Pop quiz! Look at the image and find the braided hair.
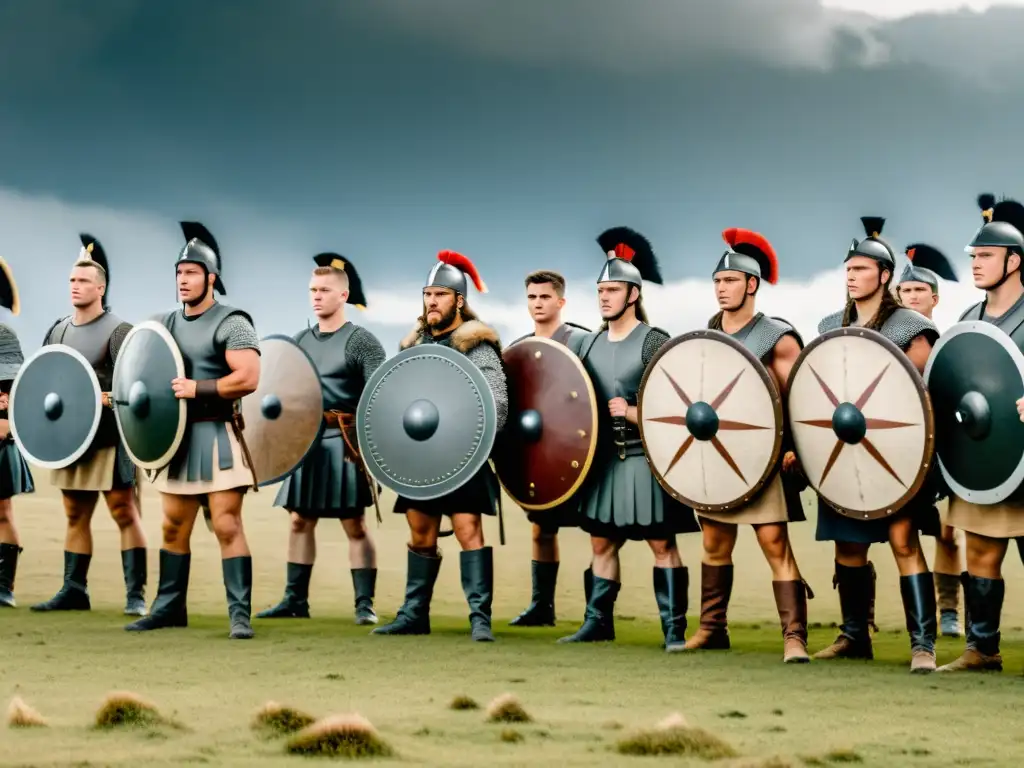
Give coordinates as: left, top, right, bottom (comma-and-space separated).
840, 264, 900, 331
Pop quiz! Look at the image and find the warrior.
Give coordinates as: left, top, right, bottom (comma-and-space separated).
938, 194, 1024, 672
507, 269, 593, 628
0, 259, 33, 608
258, 253, 385, 624
32, 236, 147, 616
372, 250, 507, 642
812, 217, 941, 673
682, 228, 811, 663
558, 227, 699, 651
125, 222, 261, 639
894, 244, 964, 639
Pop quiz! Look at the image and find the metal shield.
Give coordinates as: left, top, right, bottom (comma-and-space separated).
111, 321, 187, 470
357, 343, 497, 501
638, 330, 783, 512
493, 336, 598, 510
239, 334, 324, 486
787, 327, 934, 519
924, 320, 1024, 505
9, 345, 102, 468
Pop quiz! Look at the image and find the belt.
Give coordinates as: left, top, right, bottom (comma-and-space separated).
325, 409, 381, 523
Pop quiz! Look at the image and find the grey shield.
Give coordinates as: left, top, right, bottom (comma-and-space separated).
111, 321, 187, 471
10, 345, 102, 468
357, 344, 497, 501
924, 320, 1024, 505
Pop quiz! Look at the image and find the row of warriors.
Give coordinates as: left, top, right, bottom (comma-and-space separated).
0, 194, 1018, 676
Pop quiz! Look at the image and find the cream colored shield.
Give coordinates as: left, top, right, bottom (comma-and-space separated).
787, 327, 934, 520
638, 330, 783, 513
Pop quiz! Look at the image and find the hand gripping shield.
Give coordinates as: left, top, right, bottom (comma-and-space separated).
10, 345, 102, 468
493, 336, 598, 510
110, 321, 187, 470
787, 327, 934, 519
638, 330, 783, 513
239, 334, 324, 486
924, 320, 1024, 505
356, 344, 497, 501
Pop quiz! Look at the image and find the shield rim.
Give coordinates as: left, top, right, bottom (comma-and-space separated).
10, 344, 103, 468
111, 320, 188, 471
638, 329, 784, 513
356, 343, 498, 501
246, 333, 326, 487
787, 326, 935, 520
494, 335, 599, 511
923, 319, 1024, 505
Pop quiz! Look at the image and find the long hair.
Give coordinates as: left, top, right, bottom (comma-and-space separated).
599, 292, 647, 331
841, 264, 899, 331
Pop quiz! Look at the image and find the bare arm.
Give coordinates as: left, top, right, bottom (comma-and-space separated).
905, 334, 932, 375
769, 334, 802, 395
173, 314, 261, 400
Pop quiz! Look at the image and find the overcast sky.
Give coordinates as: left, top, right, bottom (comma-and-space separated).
1, 0, 1023, 353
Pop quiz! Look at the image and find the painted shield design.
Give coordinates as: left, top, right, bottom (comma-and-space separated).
357, 344, 497, 501
493, 336, 598, 510
638, 330, 783, 512
239, 335, 325, 486
787, 327, 934, 519
924, 320, 1024, 505
9, 345, 102, 469
111, 321, 187, 470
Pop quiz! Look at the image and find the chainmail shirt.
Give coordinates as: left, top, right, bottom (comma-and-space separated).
108, 321, 132, 361
214, 313, 261, 352
465, 343, 508, 432
311, 324, 386, 382
641, 327, 670, 366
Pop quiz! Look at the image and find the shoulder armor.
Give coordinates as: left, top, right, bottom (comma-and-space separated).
507, 331, 534, 347
767, 315, 804, 348
564, 321, 591, 332
817, 310, 844, 335
959, 302, 984, 322
882, 307, 939, 350
43, 316, 70, 346
647, 325, 671, 339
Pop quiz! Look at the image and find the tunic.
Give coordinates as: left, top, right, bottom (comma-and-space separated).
393, 319, 508, 518
575, 322, 700, 541
946, 293, 1024, 538
0, 325, 32, 500
698, 313, 806, 526
274, 322, 386, 518
814, 306, 942, 544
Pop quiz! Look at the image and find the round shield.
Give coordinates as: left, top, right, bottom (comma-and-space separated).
493, 336, 598, 510
9, 345, 102, 468
111, 321, 187, 470
924, 320, 1024, 505
357, 344, 497, 501
787, 327, 934, 519
240, 334, 324, 486
638, 330, 783, 512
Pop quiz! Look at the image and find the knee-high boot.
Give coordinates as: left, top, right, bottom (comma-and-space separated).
813, 562, 873, 660
461, 547, 495, 642
372, 547, 442, 636
557, 575, 619, 643
900, 572, 937, 673
0, 543, 21, 607
125, 550, 190, 631
257, 562, 313, 618
509, 561, 558, 627
653, 566, 688, 652
937, 574, 1004, 672
683, 563, 732, 650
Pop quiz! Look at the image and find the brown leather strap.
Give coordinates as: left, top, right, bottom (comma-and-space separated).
329, 410, 382, 524
231, 405, 259, 492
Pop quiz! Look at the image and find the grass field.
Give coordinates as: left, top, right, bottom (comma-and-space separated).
3, 481, 1024, 767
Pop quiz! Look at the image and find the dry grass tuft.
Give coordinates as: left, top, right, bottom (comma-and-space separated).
485, 693, 531, 724
285, 713, 393, 758
449, 695, 479, 711
7, 697, 47, 728
499, 728, 523, 743
94, 691, 167, 730
616, 721, 737, 759
251, 701, 316, 736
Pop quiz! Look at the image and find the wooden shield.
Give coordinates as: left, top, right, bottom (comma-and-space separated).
494, 336, 598, 510
638, 330, 783, 513
239, 335, 325, 486
787, 327, 934, 520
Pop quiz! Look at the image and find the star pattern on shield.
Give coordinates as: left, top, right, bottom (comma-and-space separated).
796, 363, 917, 487
645, 368, 769, 482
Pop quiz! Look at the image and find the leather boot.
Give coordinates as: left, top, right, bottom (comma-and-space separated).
0, 543, 20, 607
372, 547, 442, 635
935, 572, 962, 638
773, 580, 810, 663
583, 566, 593, 620
125, 550, 190, 631
653, 566, 688, 652
222, 556, 254, 639
867, 560, 878, 632
509, 560, 558, 627
558, 575, 619, 643
813, 562, 873, 660
31, 551, 91, 611
122, 548, 148, 617
683, 563, 732, 650
900, 572, 937, 673
352, 567, 378, 625
937, 574, 1004, 672
461, 547, 495, 641
256, 562, 312, 618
